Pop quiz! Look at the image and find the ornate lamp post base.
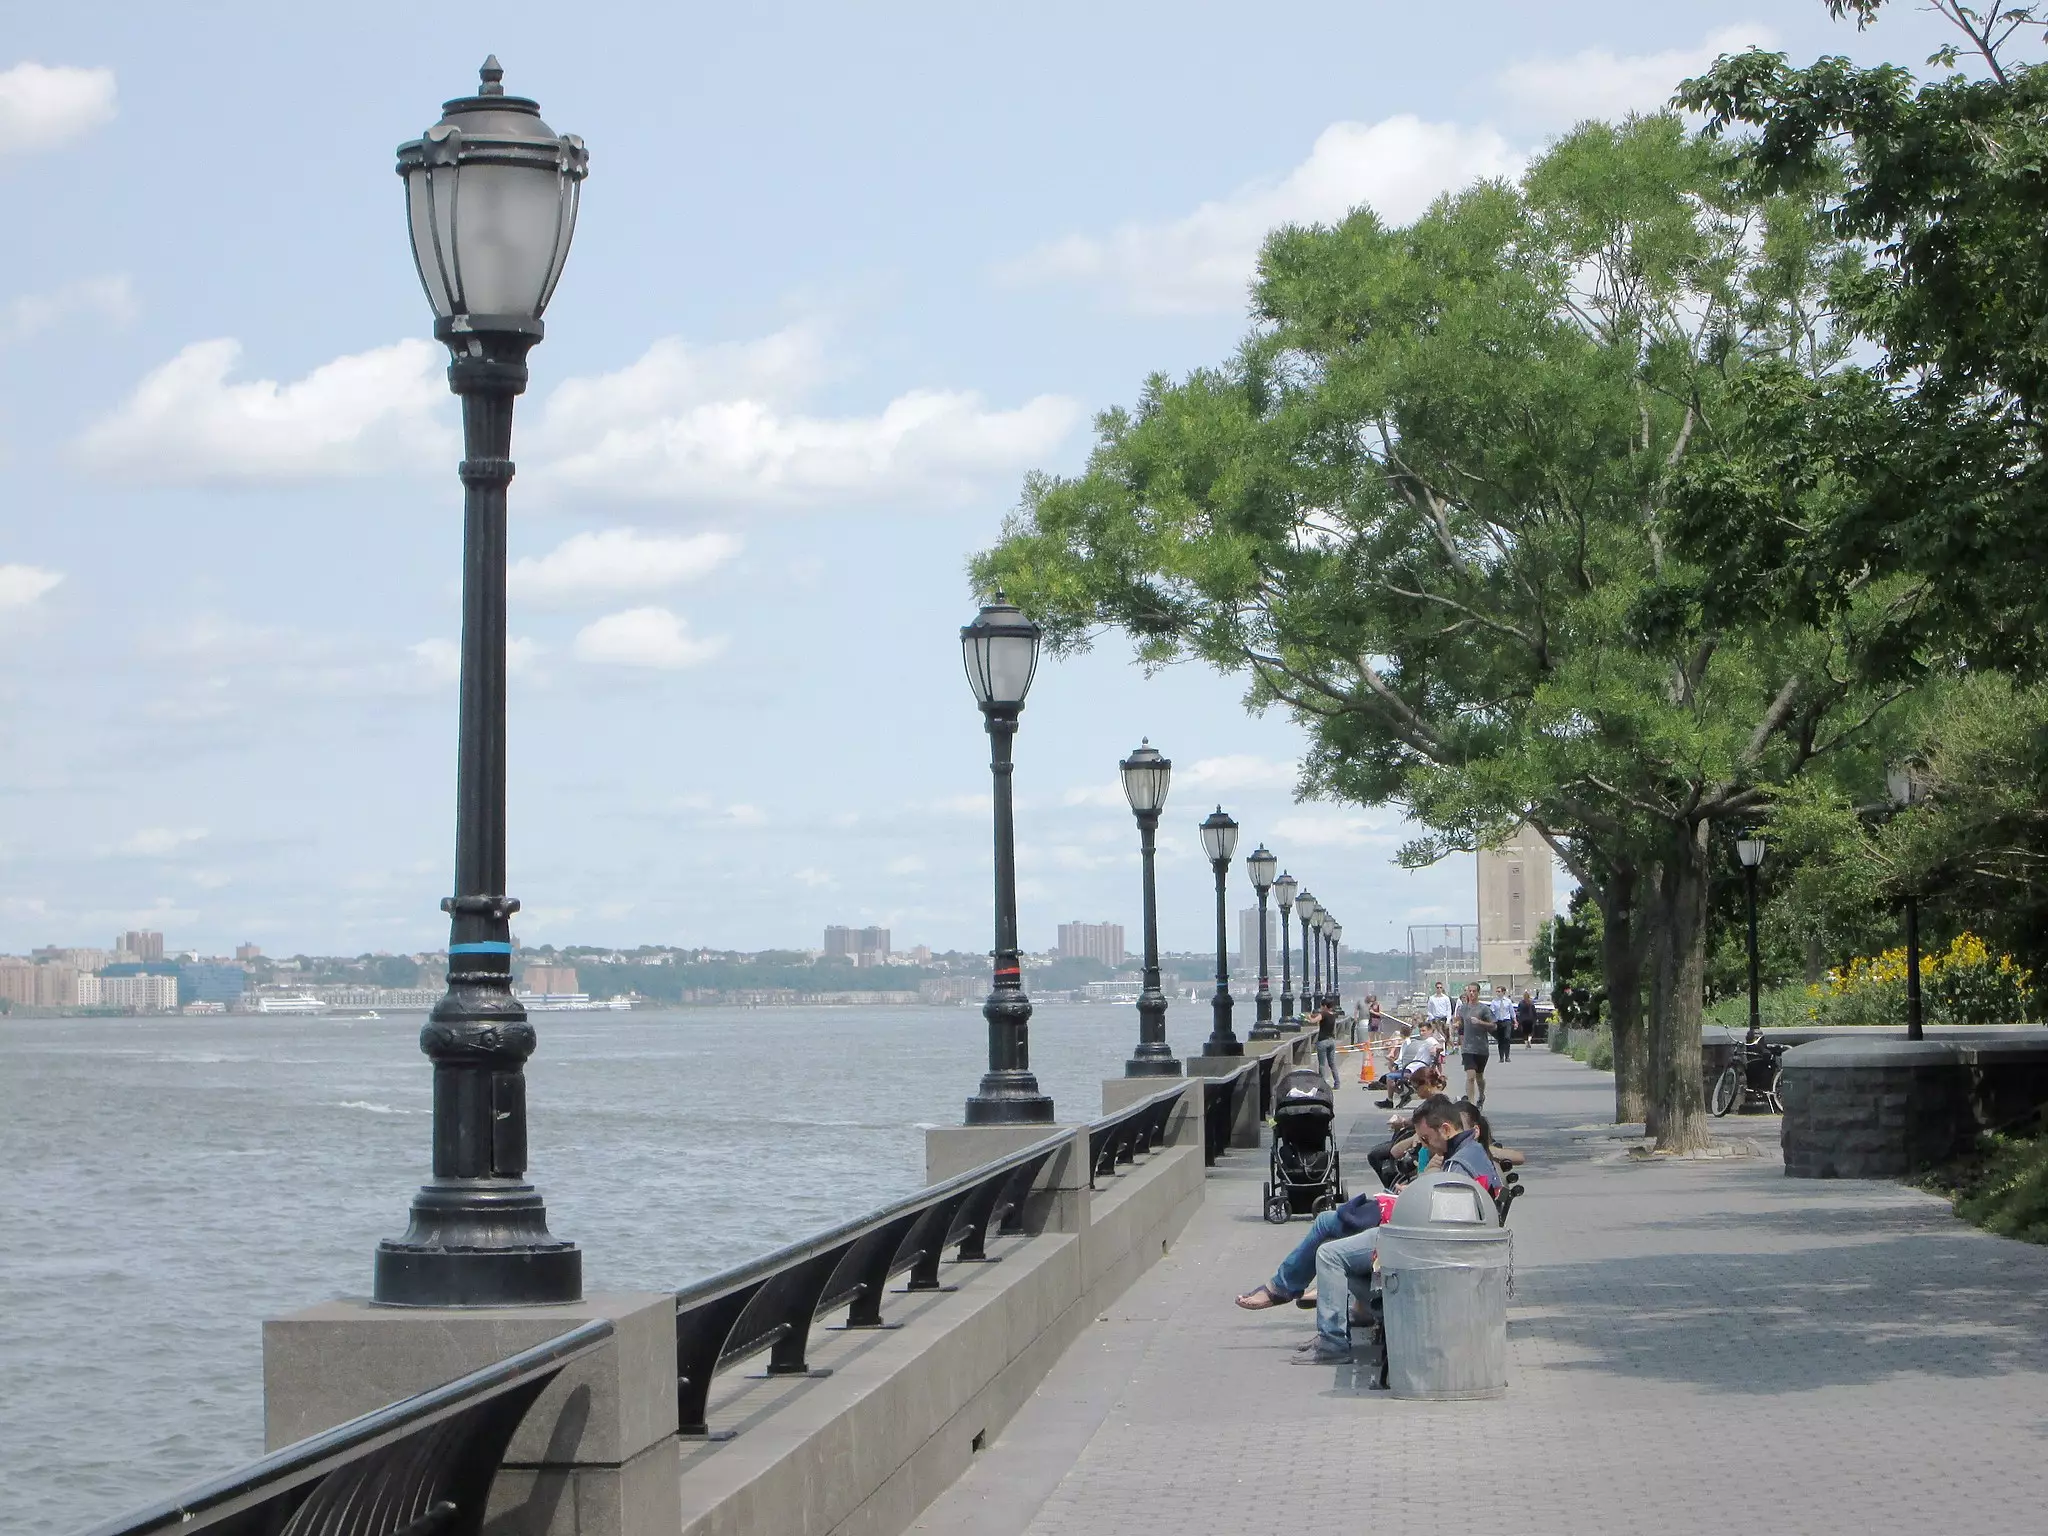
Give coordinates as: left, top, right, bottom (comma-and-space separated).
965, 1073, 1056, 1123
374, 1179, 582, 1306
1125, 991, 1181, 1076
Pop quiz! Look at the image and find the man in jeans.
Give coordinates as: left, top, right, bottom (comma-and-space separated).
1292, 1095, 1499, 1364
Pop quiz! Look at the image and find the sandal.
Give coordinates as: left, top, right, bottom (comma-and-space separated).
1234, 1283, 1294, 1310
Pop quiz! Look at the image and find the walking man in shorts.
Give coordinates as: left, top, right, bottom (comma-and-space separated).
1456, 982, 1492, 1105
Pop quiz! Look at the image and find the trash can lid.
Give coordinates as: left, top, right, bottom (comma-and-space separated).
1388, 1171, 1499, 1229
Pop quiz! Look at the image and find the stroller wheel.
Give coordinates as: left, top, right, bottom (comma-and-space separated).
1264, 1196, 1291, 1225
1309, 1193, 1336, 1216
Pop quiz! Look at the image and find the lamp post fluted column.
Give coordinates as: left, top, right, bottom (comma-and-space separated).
962, 596, 1053, 1123
376, 61, 587, 1307
1199, 807, 1242, 1057
1887, 766, 1926, 1043
1246, 846, 1278, 1041
1737, 836, 1766, 1035
1297, 892, 1318, 1019
1327, 921, 1341, 1015
1274, 873, 1297, 1029
1120, 742, 1178, 1076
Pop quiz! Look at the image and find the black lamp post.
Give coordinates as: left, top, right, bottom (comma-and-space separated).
1199, 807, 1242, 1056
1273, 871, 1298, 1028
962, 594, 1054, 1123
1246, 846, 1279, 1040
1736, 835, 1766, 1034
1297, 891, 1319, 1013
1121, 741, 1179, 1077
375, 60, 587, 1308
1327, 919, 1342, 1012
1887, 766, 1925, 1042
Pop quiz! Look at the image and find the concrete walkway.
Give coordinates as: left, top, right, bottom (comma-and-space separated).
916, 1044, 2048, 1535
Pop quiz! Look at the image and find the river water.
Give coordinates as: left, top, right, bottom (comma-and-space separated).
0, 1002, 1224, 1534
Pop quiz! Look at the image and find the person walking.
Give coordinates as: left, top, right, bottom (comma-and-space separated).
1515, 989, 1539, 1047
1315, 1003, 1340, 1089
1426, 981, 1453, 1031
1491, 984, 1515, 1062
1456, 983, 1492, 1105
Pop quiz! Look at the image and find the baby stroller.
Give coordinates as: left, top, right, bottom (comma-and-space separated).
1264, 1067, 1344, 1223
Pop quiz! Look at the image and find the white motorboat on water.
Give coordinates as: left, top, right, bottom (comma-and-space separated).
513, 991, 632, 1012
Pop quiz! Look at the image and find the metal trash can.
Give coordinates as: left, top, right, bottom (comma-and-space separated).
1375, 1171, 1508, 1400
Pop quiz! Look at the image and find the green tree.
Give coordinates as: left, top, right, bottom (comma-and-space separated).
977, 115, 1905, 1149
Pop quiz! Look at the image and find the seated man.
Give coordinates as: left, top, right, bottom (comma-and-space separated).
1292, 1095, 1499, 1365
1375, 1022, 1442, 1108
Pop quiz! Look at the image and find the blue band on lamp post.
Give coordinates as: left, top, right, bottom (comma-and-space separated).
448, 942, 515, 954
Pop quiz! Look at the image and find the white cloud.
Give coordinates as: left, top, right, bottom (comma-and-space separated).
722, 803, 766, 826
3, 274, 133, 343
0, 564, 62, 608
75, 337, 451, 485
572, 606, 727, 670
535, 327, 1079, 507
792, 866, 835, 889
1274, 809, 1399, 849
1497, 25, 1776, 126
117, 827, 208, 858
887, 855, 926, 875
1001, 117, 1522, 314
509, 528, 741, 604
1061, 783, 1128, 809
1182, 754, 1297, 792
0, 63, 116, 153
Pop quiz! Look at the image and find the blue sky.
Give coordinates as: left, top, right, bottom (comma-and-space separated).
0, 2, 1956, 958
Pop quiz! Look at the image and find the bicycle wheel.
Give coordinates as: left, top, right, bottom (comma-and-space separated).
1710, 1064, 1740, 1117
1765, 1065, 1785, 1112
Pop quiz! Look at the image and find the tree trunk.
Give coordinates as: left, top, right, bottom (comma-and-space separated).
1646, 821, 1712, 1154
1596, 865, 1648, 1124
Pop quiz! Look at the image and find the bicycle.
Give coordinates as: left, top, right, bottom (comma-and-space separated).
1710, 1033, 1788, 1116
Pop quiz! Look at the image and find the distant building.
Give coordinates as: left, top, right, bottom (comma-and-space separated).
522, 964, 580, 995
79, 973, 179, 1011
119, 930, 165, 962
35, 946, 110, 972
1057, 921, 1126, 967
824, 926, 891, 966
235, 943, 262, 961
1236, 907, 1277, 972
178, 963, 247, 1006
0, 960, 32, 1007
1477, 823, 1555, 990
910, 945, 932, 964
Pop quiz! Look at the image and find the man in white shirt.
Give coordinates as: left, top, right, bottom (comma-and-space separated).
1427, 982, 1454, 1028
1490, 984, 1516, 1062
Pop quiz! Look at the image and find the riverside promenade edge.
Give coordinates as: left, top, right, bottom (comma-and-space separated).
916, 1046, 2048, 1536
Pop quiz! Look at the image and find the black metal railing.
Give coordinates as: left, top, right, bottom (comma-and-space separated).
75, 1319, 613, 1536
673, 1128, 1067, 1437
1085, 1082, 1187, 1187
1203, 1058, 1260, 1166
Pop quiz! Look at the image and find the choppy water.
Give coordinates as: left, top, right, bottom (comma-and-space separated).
0, 1003, 1207, 1534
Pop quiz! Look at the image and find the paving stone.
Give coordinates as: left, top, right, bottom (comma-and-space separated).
913, 1047, 2048, 1535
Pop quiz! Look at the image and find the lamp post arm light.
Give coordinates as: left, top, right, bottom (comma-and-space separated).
1200, 807, 1242, 1057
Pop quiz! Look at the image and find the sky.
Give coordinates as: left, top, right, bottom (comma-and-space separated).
0, 1, 1960, 959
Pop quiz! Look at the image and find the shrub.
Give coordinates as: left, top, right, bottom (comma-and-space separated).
1586, 1029, 1614, 1071
1815, 932, 2033, 1026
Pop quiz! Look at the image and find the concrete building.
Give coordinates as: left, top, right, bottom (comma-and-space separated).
1477, 822, 1554, 991
1056, 921, 1125, 967
1235, 907, 1276, 973
824, 926, 890, 966
236, 942, 263, 961
0, 959, 33, 1007
78, 972, 179, 1011
119, 930, 165, 962
521, 964, 580, 995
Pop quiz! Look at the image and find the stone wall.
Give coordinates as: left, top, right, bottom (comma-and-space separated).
1780, 1032, 2048, 1179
